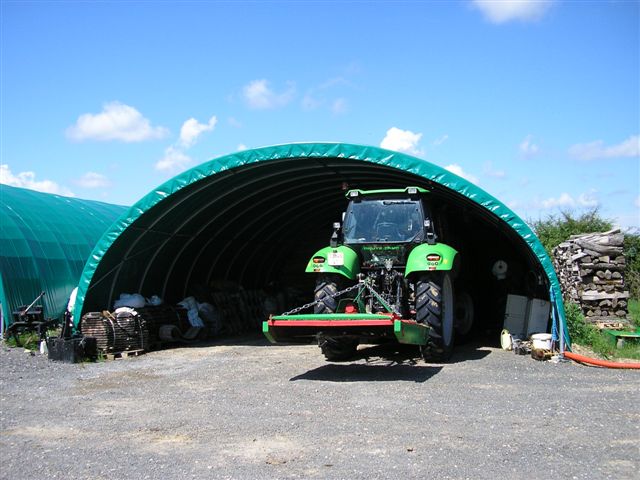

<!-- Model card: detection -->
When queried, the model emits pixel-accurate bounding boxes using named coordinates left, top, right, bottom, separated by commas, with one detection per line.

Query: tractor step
left=263, top=313, right=429, bottom=346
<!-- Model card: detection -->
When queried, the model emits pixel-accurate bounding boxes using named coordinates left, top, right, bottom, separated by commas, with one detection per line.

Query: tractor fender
left=305, top=245, right=360, bottom=280
left=405, top=243, right=459, bottom=277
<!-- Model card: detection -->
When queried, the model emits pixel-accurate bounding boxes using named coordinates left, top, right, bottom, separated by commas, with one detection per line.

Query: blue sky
left=1, top=0, right=639, bottom=229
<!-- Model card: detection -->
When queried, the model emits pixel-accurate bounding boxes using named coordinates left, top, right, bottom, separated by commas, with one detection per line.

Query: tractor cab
left=339, top=187, right=436, bottom=270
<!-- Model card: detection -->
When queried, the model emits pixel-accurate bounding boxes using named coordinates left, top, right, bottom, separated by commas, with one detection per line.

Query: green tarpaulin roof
left=0, top=185, right=126, bottom=327
left=73, top=142, right=567, bottom=342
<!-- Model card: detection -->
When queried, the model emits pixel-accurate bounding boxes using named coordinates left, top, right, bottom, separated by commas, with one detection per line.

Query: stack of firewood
left=553, top=229, right=629, bottom=325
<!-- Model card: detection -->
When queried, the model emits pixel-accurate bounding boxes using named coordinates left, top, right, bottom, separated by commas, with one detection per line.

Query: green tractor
left=264, top=186, right=467, bottom=362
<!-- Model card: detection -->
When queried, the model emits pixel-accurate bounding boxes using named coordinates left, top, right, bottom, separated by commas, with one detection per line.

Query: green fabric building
left=0, top=185, right=126, bottom=329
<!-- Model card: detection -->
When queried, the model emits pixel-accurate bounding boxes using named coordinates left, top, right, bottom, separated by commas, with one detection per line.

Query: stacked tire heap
left=553, top=229, right=630, bottom=326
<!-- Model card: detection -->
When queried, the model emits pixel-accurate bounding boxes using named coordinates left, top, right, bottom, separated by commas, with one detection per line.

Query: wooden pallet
left=104, top=349, right=145, bottom=360
left=595, top=321, right=627, bottom=330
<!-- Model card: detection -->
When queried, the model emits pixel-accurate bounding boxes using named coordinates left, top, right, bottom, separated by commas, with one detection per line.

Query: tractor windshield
left=343, top=199, right=424, bottom=244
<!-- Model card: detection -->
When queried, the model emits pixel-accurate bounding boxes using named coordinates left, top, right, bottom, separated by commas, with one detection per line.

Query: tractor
left=263, top=186, right=468, bottom=362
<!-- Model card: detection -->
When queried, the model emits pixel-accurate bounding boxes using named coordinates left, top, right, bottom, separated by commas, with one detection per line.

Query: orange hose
left=563, top=351, right=640, bottom=369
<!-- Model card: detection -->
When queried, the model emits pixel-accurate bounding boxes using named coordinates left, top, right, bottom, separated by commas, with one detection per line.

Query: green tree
left=530, top=208, right=613, bottom=257
left=624, top=232, right=640, bottom=300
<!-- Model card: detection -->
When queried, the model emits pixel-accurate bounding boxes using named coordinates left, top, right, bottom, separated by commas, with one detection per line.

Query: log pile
left=553, top=229, right=629, bottom=324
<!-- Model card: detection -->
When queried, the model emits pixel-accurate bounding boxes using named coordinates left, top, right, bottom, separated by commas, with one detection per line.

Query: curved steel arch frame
left=74, top=142, right=568, bottom=344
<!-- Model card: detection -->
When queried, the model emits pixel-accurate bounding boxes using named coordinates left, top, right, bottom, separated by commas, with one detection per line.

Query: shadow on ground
left=289, top=342, right=493, bottom=383
left=290, top=363, right=442, bottom=383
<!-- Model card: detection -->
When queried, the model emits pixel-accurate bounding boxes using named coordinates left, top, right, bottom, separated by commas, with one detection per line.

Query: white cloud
left=519, top=134, right=540, bottom=158
left=77, top=172, right=111, bottom=188
left=568, top=135, right=640, bottom=161
left=484, top=161, right=506, bottom=179
left=66, top=102, right=169, bottom=142
left=331, top=98, right=348, bottom=115
left=179, top=115, right=217, bottom=148
left=155, top=146, right=193, bottom=172
left=433, top=134, right=449, bottom=146
left=237, top=144, right=248, bottom=151
left=0, top=164, right=75, bottom=196
left=471, top=0, right=554, bottom=24
left=540, top=191, right=600, bottom=209
left=541, top=193, right=575, bottom=209
left=444, top=164, right=480, bottom=184
left=380, top=127, right=424, bottom=156
left=577, top=191, right=599, bottom=208
left=243, top=79, right=295, bottom=109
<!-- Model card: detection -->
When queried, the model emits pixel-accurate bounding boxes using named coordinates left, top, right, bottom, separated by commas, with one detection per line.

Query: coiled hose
left=563, top=351, right=640, bottom=369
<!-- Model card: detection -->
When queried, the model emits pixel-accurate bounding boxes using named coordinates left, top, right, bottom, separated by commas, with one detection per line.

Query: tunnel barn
left=74, top=143, right=567, bottom=341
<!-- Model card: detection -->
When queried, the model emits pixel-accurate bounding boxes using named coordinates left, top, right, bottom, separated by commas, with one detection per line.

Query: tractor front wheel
left=314, top=274, right=341, bottom=314
left=319, top=336, right=358, bottom=361
left=416, top=273, right=455, bottom=362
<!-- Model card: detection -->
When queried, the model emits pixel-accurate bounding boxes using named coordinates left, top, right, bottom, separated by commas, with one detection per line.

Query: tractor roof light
left=347, top=190, right=360, bottom=198
left=406, top=187, right=418, bottom=195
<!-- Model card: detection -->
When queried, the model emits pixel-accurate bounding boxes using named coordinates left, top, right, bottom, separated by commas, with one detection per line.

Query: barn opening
left=74, top=143, right=565, bottom=346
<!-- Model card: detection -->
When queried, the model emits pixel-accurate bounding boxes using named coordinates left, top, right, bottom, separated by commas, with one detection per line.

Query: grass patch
left=3, top=328, right=61, bottom=351
left=566, top=302, right=640, bottom=360
left=629, top=299, right=639, bottom=328
left=4, top=331, right=42, bottom=350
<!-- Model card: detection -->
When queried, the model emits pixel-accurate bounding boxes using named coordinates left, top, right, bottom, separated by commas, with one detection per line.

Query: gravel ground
left=1, top=337, right=639, bottom=480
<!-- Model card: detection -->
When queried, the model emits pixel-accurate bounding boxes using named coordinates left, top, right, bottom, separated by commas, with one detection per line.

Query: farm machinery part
left=264, top=186, right=473, bottom=362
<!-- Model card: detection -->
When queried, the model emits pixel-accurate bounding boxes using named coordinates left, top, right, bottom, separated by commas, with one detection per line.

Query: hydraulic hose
left=563, top=351, right=640, bottom=369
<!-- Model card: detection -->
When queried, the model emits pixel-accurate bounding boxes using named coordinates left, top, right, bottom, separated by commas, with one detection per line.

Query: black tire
left=314, top=274, right=341, bottom=314
left=416, top=273, right=455, bottom=362
left=454, top=291, right=475, bottom=338
left=319, top=336, right=358, bottom=361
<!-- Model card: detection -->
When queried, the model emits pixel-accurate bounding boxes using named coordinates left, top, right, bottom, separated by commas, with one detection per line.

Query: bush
left=530, top=208, right=613, bottom=257
left=629, top=299, right=640, bottom=328
left=624, top=233, right=640, bottom=300
left=565, top=302, right=594, bottom=345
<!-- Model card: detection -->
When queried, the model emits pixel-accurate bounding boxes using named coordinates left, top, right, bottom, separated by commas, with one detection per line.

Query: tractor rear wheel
left=314, top=274, right=341, bottom=314
left=416, top=273, right=455, bottom=362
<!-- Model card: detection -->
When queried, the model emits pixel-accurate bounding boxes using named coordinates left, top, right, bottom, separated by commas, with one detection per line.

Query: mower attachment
left=263, top=313, right=429, bottom=346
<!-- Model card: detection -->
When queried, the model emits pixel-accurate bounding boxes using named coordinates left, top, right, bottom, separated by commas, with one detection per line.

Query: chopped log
left=580, top=291, right=629, bottom=301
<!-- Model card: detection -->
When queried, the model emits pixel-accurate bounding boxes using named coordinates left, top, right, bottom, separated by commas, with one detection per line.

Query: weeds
left=3, top=328, right=61, bottom=351
left=629, top=299, right=640, bottom=328
left=4, top=331, right=42, bottom=350
left=566, top=301, right=639, bottom=360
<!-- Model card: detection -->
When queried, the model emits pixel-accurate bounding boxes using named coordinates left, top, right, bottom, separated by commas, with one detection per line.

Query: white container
left=526, top=299, right=551, bottom=335
left=531, top=333, right=552, bottom=350
left=503, top=295, right=528, bottom=336
left=500, top=329, right=512, bottom=350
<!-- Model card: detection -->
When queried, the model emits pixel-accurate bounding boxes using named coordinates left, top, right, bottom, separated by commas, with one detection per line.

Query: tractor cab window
left=343, top=199, right=425, bottom=243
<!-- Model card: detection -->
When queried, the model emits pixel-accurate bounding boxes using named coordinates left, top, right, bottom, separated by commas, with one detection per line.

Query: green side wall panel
left=72, top=142, right=567, bottom=341
left=0, top=185, right=126, bottom=328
